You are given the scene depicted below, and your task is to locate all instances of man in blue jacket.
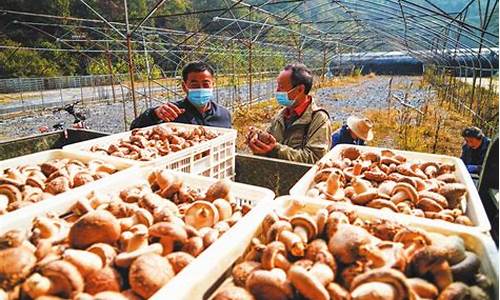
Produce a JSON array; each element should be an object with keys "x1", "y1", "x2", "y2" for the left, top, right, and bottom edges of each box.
[
  {"x1": 461, "y1": 126, "x2": 490, "y2": 175},
  {"x1": 130, "y1": 61, "x2": 231, "y2": 129},
  {"x1": 331, "y1": 115, "x2": 374, "y2": 148}
]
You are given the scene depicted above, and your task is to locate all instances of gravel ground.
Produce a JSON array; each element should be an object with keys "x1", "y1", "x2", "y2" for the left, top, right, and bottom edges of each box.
[
  {"x1": 315, "y1": 76, "x2": 434, "y2": 123},
  {"x1": 0, "y1": 76, "x2": 432, "y2": 140}
]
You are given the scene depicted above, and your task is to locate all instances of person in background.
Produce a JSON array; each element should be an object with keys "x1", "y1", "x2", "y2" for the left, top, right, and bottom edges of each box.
[
  {"x1": 247, "y1": 63, "x2": 331, "y2": 164},
  {"x1": 130, "y1": 61, "x2": 231, "y2": 129},
  {"x1": 461, "y1": 126, "x2": 490, "y2": 175},
  {"x1": 331, "y1": 115, "x2": 374, "y2": 147}
]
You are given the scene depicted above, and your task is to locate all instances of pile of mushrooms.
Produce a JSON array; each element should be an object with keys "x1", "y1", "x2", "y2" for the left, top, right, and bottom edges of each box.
[
  {"x1": 0, "y1": 159, "x2": 117, "y2": 215},
  {"x1": 89, "y1": 125, "x2": 219, "y2": 161},
  {"x1": 0, "y1": 169, "x2": 251, "y2": 300},
  {"x1": 306, "y1": 146, "x2": 473, "y2": 226},
  {"x1": 213, "y1": 199, "x2": 493, "y2": 300}
]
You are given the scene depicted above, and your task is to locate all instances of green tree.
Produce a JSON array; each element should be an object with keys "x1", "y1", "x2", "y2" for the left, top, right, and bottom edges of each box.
[
  {"x1": 87, "y1": 53, "x2": 161, "y2": 80},
  {"x1": 0, "y1": 39, "x2": 59, "y2": 77},
  {"x1": 38, "y1": 41, "x2": 79, "y2": 75}
]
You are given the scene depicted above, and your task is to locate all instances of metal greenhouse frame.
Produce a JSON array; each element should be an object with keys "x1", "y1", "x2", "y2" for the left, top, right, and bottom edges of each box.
[{"x1": 0, "y1": 0, "x2": 498, "y2": 133}]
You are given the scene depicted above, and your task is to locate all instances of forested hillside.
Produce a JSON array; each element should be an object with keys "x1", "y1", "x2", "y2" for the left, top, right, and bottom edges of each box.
[{"x1": 0, "y1": 0, "x2": 497, "y2": 78}]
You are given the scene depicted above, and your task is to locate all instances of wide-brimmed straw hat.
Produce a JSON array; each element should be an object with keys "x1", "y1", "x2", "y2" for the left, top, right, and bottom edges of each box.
[{"x1": 347, "y1": 116, "x2": 374, "y2": 141}]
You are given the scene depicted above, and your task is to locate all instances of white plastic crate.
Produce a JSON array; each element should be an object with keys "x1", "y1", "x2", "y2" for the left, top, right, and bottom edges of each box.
[
  {"x1": 160, "y1": 196, "x2": 498, "y2": 300},
  {"x1": 0, "y1": 166, "x2": 275, "y2": 299},
  {"x1": 0, "y1": 149, "x2": 134, "y2": 223},
  {"x1": 289, "y1": 144, "x2": 491, "y2": 232},
  {"x1": 63, "y1": 122, "x2": 237, "y2": 179}
]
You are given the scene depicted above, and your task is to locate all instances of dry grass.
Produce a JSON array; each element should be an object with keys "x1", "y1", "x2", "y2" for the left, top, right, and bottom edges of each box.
[
  {"x1": 215, "y1": 75, "x2": 274, "y2": 87},
  {"x1": 0, "y1": 132, "x2": 10, "y2": 141},
  {"x1": 315, "y1": 73, "x2": 376, "y2": 89},
  {"x1": 423, "y1": 68, "x2": 498, "y2": 137},
  {"x1": 366, "y1": 101, "x2": 471, "y2": 157},
  {"x1": 0, "y1": 93, "x2": 24, "y2": 104},
  {"x1": 331, "y1": 121, "x2": 342, "y2": 133},
  {"x1": 232, "y1": 99, "x2": 280, "y2": 151},
  {"x1": 363, "y1": 75, "x2": 476, "y2": 157}
]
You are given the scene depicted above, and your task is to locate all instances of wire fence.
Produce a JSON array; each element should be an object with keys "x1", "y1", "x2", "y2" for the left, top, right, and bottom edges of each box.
[
  {"x1": 0, "y1": 70, "x2": 278, "y2": 116},
  {"x1": 425, "y1": 65, "x2": 499, "y2": 137},
  {"x1": 0, "y1": 74, "x2": 122, "y2": 93}
]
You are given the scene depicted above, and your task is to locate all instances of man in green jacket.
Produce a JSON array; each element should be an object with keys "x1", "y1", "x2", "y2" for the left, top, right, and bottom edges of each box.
[{"x1": 247, "y1": 63, "x2": 331, "y2": 164}]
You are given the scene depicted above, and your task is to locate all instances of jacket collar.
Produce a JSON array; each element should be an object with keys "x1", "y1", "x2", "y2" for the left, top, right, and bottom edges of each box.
[
  {"x1": 182, "y1": 98, "x2": 214, "y2": 117},
  {"x1": 340, "y1": 124, "x2": 349, "y2": 134},
  {"x1": 284, "y1": 96, "x2": 311, "y2": 119},
  {"x1": 479, "y1": 136, "x2": 490, "y2": 151}
]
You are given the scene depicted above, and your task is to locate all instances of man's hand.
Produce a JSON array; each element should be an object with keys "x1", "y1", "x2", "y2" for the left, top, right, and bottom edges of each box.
[
  {"x1": 245, "y1": 126, "x2": 258, "y2": 144},
  {"x1": 154, "y1": 103, "x2": 185, "y2": 122},
  {"x1": 248, "y1": 134, "x2": 277, "y2": 155}
]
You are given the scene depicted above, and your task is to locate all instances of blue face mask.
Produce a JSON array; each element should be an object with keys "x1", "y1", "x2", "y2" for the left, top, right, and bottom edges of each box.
[
  {"x1": 275, "y1": 86, "x2": 297, "y2": 107},
  {"x1": 187, "y1": 88, "x2": 213, "y2": 108}
]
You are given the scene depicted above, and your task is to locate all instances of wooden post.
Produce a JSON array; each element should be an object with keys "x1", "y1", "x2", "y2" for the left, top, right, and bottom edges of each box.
[
  {"x1": 126, "y1": 34, "x2": 138, "y2": 117},
  {"x1": 142, "y1": 33, "x2": 152, "y2": 108},
  {"x1": 432, "y1": 114, "x2": 442, "y2": 153},
  {"x1": 231, "y1": 41, "x2": 236, "y2": 109},
  {"x1": 386, "y1": 77, "x2": 393, "y2": 117},
  {"x1": 105, "y1": 42, "x2": 117, "y2": 104},
  {"x1": 120, "y1": 84, "x2": 128, "y2": 131},
  {"x1": 321, "y1": 40, "x2": 327, "y2": 85},
  {"x1": 247, "y1": 6, "x2": 253, "y2": 109},
  {"x1": 248, "y1": 40, "x2": 253, "y2": 107}
]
